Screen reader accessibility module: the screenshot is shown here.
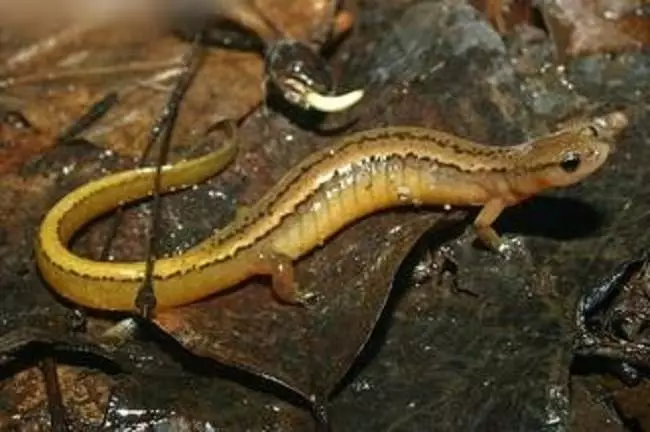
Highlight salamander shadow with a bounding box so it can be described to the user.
[495,195,606,241]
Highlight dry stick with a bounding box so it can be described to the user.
[0,59,183,88]
[1,23,95,75]
[56,91,119,143]
[134,38,204,317]
[53,66,177,146]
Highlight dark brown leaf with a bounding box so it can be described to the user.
[155,211,456,398]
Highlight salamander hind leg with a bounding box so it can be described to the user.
[255,250,314,305]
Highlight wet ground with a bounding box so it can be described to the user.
[1,0,650,430]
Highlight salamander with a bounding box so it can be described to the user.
[35,111,629,312]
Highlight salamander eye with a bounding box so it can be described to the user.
[560,151,581,173]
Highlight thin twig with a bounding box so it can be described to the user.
[40,356,68,432]
[56,92,119,143]
[135,35,204,317]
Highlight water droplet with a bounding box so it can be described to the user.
[397,186,412,201]
[61,163,76,175]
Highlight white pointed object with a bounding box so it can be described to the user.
[303,88,365,113]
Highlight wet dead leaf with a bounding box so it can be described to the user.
[570,251,650,431]
[0,365,111,429]
[0,123,52,176]
[611,380,650,430]
[569,380,625,432]
[154,210,453,399]
[540,0,650,58]
[0,0,338,159]
[0,313,320,429]
[470,0,535,34]
[259,0,333,39]
[471,1,650,56]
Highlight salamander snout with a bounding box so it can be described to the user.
[589,111,629,141]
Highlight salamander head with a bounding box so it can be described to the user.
[514,111,628,193]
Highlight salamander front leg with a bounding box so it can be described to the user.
[473,199,506,252]
[255,250,313,305]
